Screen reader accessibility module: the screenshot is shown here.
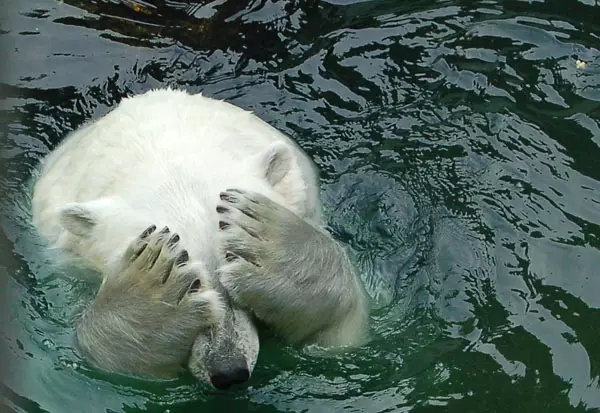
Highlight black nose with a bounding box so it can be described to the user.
[210,367,250,390]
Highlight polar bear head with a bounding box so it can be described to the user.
[57,141,306,389]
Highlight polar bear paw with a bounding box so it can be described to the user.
[76,225,223,377]
[215,188,313,313]
[216,188,291,266]
[118,225,221,312]
[214,189,367,347]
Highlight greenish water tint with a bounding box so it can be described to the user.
[1,0,600,411]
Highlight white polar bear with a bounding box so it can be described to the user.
[31,88,369,389]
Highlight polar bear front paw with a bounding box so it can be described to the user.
[214,189,368,346]
[118,225,223,318]
[76,225,223,378]
[215,188,313,312]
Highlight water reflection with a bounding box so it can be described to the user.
[1,0,600,411]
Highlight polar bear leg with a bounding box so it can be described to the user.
[75,225,223,377]
[215,189,369,348]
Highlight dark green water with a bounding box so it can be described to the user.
[1,0,600,412]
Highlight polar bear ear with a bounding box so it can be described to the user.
[254,142,293,186]
[60,203,98,237]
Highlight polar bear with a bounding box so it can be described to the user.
[31,88,369,389]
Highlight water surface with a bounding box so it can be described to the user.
[1,0,600,412]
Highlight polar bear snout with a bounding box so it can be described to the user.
[208,356,250,390]
[188,303,260,388]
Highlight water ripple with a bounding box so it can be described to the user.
[2,0,600,411]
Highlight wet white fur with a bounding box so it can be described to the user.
[32,88,369,381]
